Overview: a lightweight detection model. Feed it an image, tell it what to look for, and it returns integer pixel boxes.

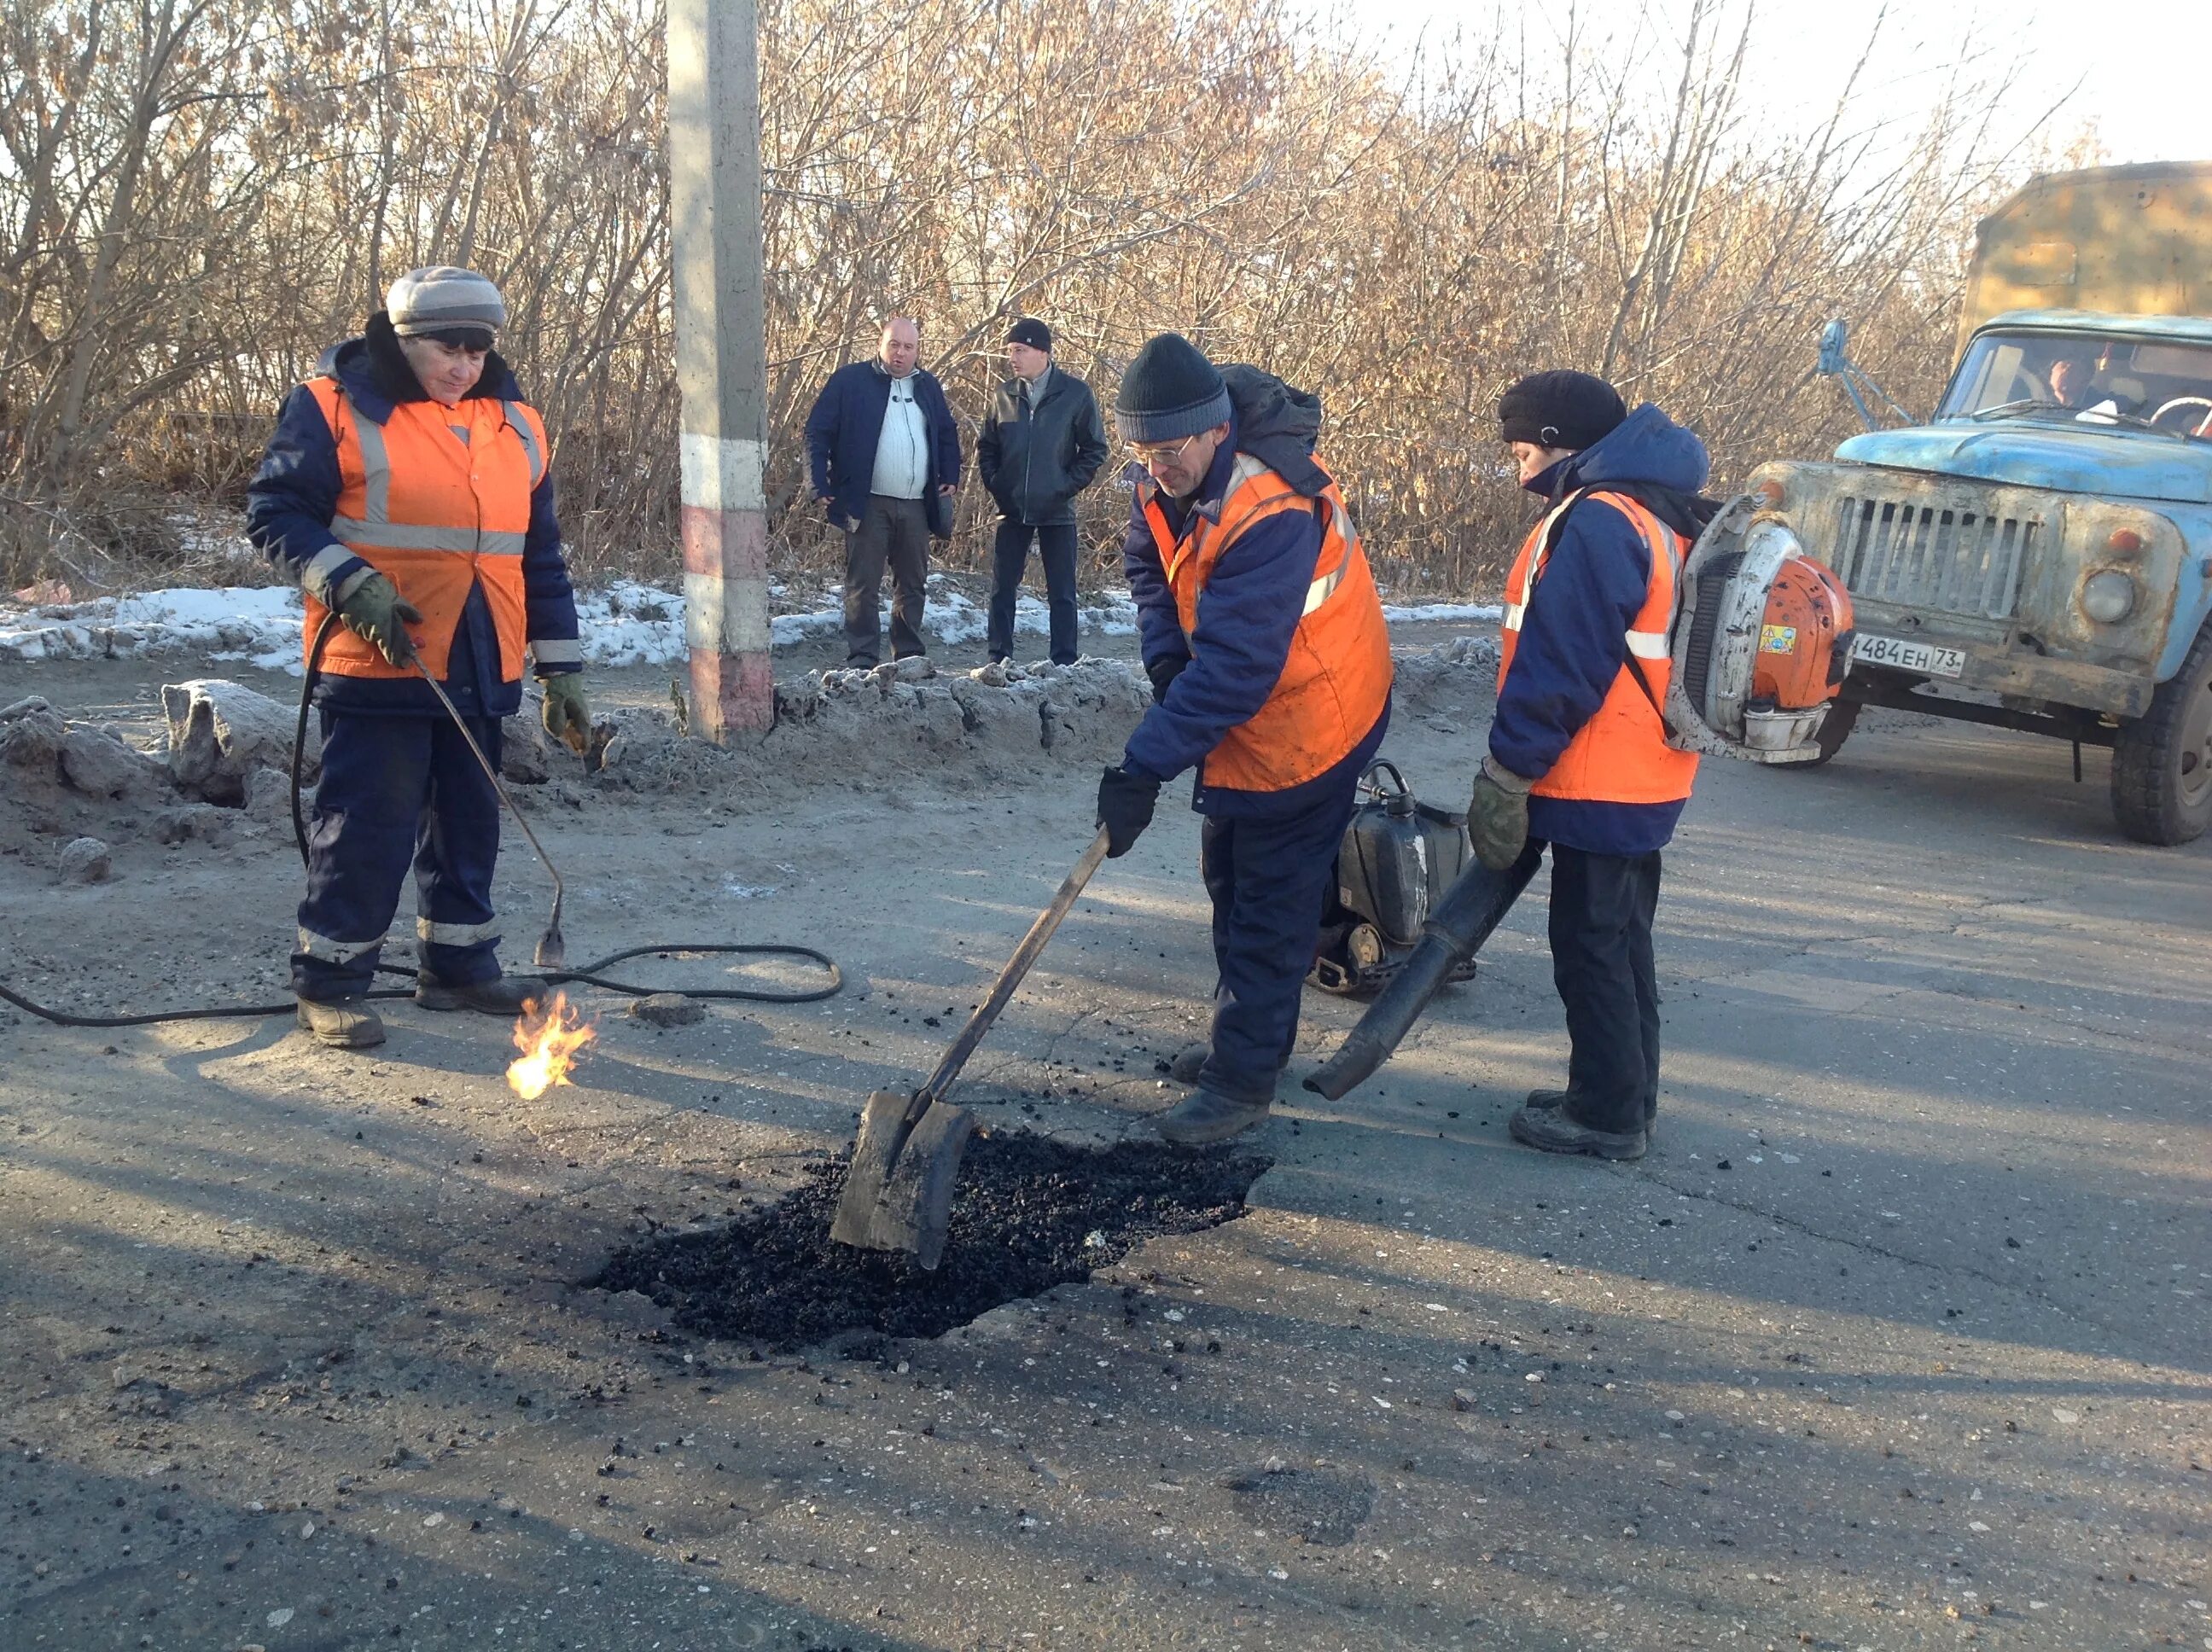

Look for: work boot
[1168,1041,1290,1086]
[1155,1087,1271,1146]
[1524,1086,1656,1140]
[1508,1102,1646,1161]
[415,973,544,1015]
[295,995,387,1049]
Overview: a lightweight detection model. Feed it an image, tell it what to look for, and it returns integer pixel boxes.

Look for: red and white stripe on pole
[680,432,772,736]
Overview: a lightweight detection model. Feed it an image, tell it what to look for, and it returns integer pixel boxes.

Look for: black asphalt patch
[592,1131,1269,1351]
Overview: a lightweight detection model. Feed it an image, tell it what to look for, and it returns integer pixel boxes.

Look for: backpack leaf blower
[1310,760,1479,998]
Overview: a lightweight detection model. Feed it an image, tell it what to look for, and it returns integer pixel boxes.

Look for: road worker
[247,266,587,1049]
[1096,334,1393,1143]
[1464,369,1709,1160]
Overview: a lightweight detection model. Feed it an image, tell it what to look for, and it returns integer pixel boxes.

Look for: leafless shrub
[0,0,2075,600]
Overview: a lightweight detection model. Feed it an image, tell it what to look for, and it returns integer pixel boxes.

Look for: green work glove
[1466,754,1536,871]
[540,672,591,754]
[334,569,422,668]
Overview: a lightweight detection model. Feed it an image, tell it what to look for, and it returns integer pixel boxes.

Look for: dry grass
[1,0,2080,598]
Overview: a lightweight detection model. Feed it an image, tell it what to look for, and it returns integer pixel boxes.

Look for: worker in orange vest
[1466,370,1708,1160]
[247,267,588,1050]
[1097,334,1394,1143]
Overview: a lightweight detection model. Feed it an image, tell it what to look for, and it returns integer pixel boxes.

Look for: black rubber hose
[0,943,842,1029]
[1302,850,1540,1102]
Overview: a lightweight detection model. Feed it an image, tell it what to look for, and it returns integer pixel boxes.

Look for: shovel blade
[830,1090,922,1251]
[828,1091,975,1267]
[875,1102,975,1271]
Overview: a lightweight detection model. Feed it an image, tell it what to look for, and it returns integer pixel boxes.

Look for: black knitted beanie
[1498,370,1627,451]
[1116,334,1232,443]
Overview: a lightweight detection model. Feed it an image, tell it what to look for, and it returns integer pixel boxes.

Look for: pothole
[592,1132,1268,1352]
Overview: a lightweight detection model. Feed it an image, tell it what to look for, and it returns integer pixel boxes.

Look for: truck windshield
[1940,331,2212,437]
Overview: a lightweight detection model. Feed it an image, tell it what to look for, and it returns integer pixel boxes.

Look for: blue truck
[1754,161,2212,844]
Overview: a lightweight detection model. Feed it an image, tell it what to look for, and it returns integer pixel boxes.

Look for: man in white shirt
[803,317,963,666]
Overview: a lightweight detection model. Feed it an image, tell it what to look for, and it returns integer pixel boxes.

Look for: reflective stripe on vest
[1139,452,1393,794]
[300,378,545,681]
[1496,489,1699,806]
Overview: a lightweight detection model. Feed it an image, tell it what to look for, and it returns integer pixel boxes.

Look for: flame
[506,991,596,1100]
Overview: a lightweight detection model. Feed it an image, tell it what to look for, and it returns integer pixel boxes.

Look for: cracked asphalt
[2,641,2206,1651]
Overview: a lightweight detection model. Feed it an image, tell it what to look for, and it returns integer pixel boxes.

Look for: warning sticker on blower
[1760,624,1799,654]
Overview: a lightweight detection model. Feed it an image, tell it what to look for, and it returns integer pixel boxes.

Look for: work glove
[1466,754,1536,871]
[1144,654,1190,705]
[1096,765,1160,858]
[333,569,422,668]
[539,671,591,754]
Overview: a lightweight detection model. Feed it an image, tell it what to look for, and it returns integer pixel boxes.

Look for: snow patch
[1380,601,1503,624]
[0,574,1144,669]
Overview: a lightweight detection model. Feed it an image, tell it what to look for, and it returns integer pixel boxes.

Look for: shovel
[830,827,1112,1270]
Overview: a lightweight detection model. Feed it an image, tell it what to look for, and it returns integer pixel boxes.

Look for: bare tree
[0,0,2072,596]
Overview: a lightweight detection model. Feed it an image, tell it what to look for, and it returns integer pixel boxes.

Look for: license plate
[1850,632,1967,678]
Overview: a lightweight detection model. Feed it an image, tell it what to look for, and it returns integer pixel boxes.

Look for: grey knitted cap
[386,266,506,337]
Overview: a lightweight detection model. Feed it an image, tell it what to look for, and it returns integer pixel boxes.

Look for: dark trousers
[1547,843,1662,1135]
[292,709,505,1001]
[987,519,1080,664]
[1197,780,1361,1102]
[843,493,930,664]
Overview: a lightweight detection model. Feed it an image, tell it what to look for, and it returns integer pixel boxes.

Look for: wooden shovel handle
[911,827,1113,1115]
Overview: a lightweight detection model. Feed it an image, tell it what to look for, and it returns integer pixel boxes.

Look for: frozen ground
[0,621,2206,1652]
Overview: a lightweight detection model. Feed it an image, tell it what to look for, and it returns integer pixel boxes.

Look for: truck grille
[1828,495,2040,620]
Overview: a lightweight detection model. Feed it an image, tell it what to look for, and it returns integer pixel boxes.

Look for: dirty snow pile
[0,575,1144,669]
[587,655,1154,794]
[1388,634,1502,713]
[0,683,324,881]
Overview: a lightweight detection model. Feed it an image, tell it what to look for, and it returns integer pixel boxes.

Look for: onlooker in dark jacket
[802,317,962,666]
[1464,369,1709,1162]
[975,318,1109,665]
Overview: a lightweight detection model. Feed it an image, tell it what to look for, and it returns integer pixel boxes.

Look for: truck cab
[1751,164,2212,844]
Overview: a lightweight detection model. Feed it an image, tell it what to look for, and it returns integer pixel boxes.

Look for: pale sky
[1341,0,2208,171]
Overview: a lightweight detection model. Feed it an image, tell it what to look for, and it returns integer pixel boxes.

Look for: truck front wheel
[1805,697,1860,766]
[2110,621,2212,845]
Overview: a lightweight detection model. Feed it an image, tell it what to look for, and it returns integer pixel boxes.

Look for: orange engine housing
[1751,556,1854,712]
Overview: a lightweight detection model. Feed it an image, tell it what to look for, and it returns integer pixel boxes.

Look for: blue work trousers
[1196,779,1360,1102]
[292,709,505,1001]
[1548,843,1663,1135]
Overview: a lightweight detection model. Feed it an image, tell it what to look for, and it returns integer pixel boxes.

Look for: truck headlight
[2080,568,2137,624]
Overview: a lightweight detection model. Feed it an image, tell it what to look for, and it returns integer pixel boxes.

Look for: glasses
[1126,433,1200,466]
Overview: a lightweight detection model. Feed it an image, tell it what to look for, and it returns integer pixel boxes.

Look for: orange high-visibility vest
[1497,490,1701,805]
[299,376,549,681]
[1138,453,1393,793]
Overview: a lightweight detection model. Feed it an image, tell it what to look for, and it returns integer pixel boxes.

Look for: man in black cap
[1467,369,1710,1161]
[1097,333,1394,1143]
[975,318,1110,665]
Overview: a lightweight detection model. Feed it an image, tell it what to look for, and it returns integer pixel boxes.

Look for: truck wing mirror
[1817,318,1850,377]
[1814,317,1914,432]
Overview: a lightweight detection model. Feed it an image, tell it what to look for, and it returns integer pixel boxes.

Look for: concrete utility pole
[667,0,772,739]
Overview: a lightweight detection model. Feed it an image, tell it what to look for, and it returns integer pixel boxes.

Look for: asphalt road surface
[1,652,2204,1652]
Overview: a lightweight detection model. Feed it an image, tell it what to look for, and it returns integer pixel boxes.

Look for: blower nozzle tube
[1303,852,1539,1102]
